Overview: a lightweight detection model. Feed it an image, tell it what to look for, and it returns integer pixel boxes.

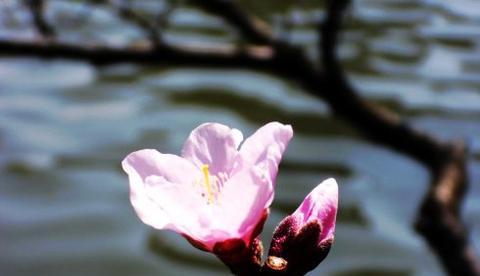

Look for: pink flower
[267,178,338,274]
[122,122,293,252]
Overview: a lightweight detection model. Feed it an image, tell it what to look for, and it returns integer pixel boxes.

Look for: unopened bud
[266,179,338,274]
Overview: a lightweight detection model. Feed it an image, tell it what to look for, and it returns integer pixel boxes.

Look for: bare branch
[187,0,273,45]
[416,142,480,276]
[24,0,55,37]
[320,0,480,275]
[0,39,276,68]
[110,0,162,46]
[153,1,175,38]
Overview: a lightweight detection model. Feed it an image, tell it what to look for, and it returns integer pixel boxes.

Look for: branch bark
[416,142,480,276]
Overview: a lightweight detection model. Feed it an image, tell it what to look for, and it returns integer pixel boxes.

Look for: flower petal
[293,178,338,242]
[124,171,170,229]
[126,172,228,251]
[181,123,243,175]
[122,149,198,230]
[143,176,209,235]
[238,122,293,187]
[122,149,197,185]
[216,167,273,242]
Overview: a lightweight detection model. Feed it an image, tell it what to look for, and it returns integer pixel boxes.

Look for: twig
[153,1,175,38]
[110,0,162,46]
[187,0,273,45]
[24,0,55,37]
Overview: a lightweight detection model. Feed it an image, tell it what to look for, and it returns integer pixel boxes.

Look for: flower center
[197,164,229,204]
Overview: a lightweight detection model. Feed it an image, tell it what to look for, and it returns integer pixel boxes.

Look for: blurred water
[0,0,479,275]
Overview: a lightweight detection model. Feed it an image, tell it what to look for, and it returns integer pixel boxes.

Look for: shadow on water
[169,89,357,137]
[333,268,411,276]
[280,160,352,176]
[148,234,225,271]
[273,199,369,228]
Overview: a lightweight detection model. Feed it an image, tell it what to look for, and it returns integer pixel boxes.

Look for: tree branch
[0,39,276,68]
[187,0,273,45]
[416,142,480,276]
[320,0,480,275]
[24,0,55,37]
[111,0,162,46]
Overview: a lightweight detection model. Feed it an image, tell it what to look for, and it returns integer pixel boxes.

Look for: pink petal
[293,178,338,242]
[238,122,293,193]
[125,171,223,248]
[124,172,170,230]
[216,168,273,241]
[181,123,243,175]
[143,175,217,242]
[122,149,197,185]
[121,149,199,231]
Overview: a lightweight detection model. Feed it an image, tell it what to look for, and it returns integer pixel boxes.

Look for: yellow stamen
[201,164,214,204]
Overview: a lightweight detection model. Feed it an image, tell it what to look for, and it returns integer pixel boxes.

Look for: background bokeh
[0,0,479,275]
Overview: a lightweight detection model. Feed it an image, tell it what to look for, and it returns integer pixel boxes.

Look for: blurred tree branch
[0,39,277,67]
[0,0,478,275]
[24,0,55,37]
[321,1,479,275]
[187,0,273,45]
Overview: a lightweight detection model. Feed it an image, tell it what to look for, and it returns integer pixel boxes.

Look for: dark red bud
[290,220,332,274]
[214,238,264,275]
[268,215,301,257]
[250,238,264,266]
[267,218,334,275]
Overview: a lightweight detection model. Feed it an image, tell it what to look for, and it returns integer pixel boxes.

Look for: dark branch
[320,1,480,275]
[416,142,480,276]
[112,0,162,46]
[188,0,273,45]
[25,0,55,37]
[0,39,276,69]
[319,0,446,168]
[153,1,175,39]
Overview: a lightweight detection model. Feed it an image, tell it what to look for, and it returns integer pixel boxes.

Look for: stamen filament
[201,164,214,204]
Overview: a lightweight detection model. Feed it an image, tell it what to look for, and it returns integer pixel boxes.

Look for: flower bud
[267,178,338,275]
